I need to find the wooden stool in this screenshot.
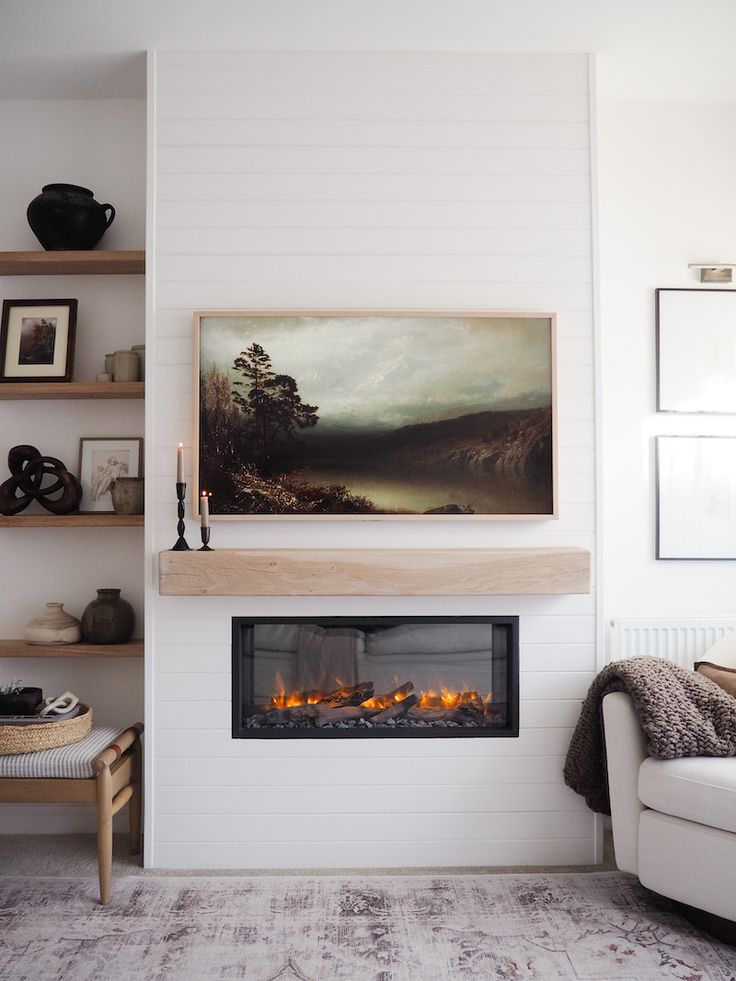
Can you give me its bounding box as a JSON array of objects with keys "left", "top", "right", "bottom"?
[{"left": 0, "top": 723, "right": 143, "bottom": 904}]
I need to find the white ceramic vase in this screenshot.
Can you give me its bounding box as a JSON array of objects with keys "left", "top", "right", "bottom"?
[{"left": 23, "top": 602, "right": 81, "bottom": 645}]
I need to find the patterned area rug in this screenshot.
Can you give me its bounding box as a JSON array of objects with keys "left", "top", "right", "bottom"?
[{"left": 1, "top": 872, "right": 735, "bottom": 981}]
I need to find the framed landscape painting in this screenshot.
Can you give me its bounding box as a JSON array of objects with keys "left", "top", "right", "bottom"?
[
  {"left": 0, "top": 298, "right": 77, "bottom": 383},
  {"left": 194, "top": 312, "right": 557, "bottom": 519}
]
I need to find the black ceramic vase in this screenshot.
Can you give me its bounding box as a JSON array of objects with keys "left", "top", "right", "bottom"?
[
  {"left": 81, "top": 588, "right": 134, "bottom": 644},
  {"left": 26, "top": 184, "right": 116, "bottom": 251}
]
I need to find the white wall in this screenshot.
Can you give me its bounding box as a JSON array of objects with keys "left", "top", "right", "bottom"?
[
  {"left": 148, "top": 50, "right": 597, "bottom": 868},
  {"left": 1, "top": 1, "right": 733, "bottom": 855},
  {"left": 599, "top": 103, "right": 736, "bottom": 622},
  {"left": 0, "top": 100, "right": 145, "bottom": 832}
]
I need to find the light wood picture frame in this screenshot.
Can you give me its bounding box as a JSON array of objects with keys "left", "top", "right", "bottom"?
[
  {"left": 193, "top": 311, "right": 557, "bottom": 520},
  {"left": 656, "top": 288, "right": 736, "bottom": 413},
  {"left": 78, "top": 437, "right": 143, "bottom": 514},
  {"left": 656, "top": 435, "right": 736, "bottom": 559}
]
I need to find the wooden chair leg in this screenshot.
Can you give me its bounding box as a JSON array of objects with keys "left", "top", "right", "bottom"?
[
  {"left": 129, "top": 735, "right": 142, "bottom": 856},
  {"left": 96, "top": 765, "right": 113, "bottom": 905}
]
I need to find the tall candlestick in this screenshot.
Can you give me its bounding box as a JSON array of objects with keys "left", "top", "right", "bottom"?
[
  {"left": 176, "top": 443, "right": 184, "bottom": 483},
  {"left": 200, "top": 491, "right": 210, "bottom": 528}
]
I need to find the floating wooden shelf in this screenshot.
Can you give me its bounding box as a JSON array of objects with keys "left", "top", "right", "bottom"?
[
  {"left": 0, "top": 514, "right": 144, "bottom": 528},
  {"left": 0, "top": 381, "right": 144, "bottom": 400},
  {"left": 0, "top": 639, "right": 143, "bottom": 658},
  {"left": 0, "top": 250, "right": 145, "bottom": 276},
  {"left": 159, "top": 547, "right": 591, "bottom": 597}
]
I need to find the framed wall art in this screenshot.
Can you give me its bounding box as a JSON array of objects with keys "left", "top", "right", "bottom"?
[
  {"left": 78, "top": 437, "right": 143, "bottom": 514},
  {"left": 194, "top": 312, "right": 557, "bottom": 519},
  {"left": 0, "top": 298, "right": 77, "bottom": 383},
  {"left": 656, "top": 435, "right": 736, "bottom": 559},
  {"left": 656, "top": 288, "right": 736, "bottom": 413}
]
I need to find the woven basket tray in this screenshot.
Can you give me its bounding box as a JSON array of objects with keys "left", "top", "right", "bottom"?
[{"left": 0, "top": 705, "right": 92, "bottom": 756}]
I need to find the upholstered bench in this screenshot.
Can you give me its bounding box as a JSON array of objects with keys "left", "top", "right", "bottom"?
[{"left": 0, "top": 723, "right": 143, "bottom": 904}]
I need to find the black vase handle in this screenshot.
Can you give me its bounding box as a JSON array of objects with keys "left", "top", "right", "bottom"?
[{"left": 102, "top": 203, "right": 116, "bottom": 227}]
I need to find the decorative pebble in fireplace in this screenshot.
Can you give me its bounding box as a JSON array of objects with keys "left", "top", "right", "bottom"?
[{"left": 232, "top": 617, "right": 519, "bottom": 738}]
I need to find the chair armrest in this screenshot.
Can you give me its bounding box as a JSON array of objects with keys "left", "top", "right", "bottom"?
[{"left": 602, "top": 692, "right": 648, "bottom": 875}]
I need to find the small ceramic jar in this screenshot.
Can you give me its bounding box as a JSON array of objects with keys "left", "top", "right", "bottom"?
[
  {"left": 113, "top": 349, "right": 139, "bottom": 382},
  {"left": 111, "top": 477, "right": 144, "bottom": 515},
  {"left": 131, "top": 344, "right": 145, "bottom": 382}
]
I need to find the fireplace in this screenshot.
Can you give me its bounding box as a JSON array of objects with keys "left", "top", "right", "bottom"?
[{"left": 232, "top": 616, "right": 519, "bottom": 738}]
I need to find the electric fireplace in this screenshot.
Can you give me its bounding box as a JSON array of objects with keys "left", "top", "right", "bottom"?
[{"left": 232, "top": 616, "right": 519, "bottom": 739}]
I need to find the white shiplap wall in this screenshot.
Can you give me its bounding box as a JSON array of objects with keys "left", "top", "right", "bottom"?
[{"left": 149, "top": 50, "right": 596, "bottom": 868}]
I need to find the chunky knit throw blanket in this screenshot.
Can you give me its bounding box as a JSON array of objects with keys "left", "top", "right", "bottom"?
[{"left": 563, "top": 656, "right": 736, "bottom": 814}]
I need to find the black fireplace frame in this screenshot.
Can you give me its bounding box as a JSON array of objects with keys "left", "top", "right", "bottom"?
[{"left": 232, "top": 615, "right": 519, "bottom": 739}]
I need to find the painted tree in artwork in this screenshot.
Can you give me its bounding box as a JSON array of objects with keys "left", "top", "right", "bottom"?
[
  {"left": 200, "top": 363, "right": 242, "bottom": 466},
  {"left": 231, "top": 343, "right": 319, "bottom": 470},
  {"left": 20, "top": 318, "right": 56, "bottom": 364}
]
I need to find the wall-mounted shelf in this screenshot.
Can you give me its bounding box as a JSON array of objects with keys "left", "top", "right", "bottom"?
[
  {"left": 0, "top": 639, "right": 143, "bottom": 658},
  {"left": 0, "top": 514, "right": 144, "bottom": 528},
  {"left": 0, "top": 381, "right": 144, "bottom": 400},
  {"left": 0, "top": 250, "right": 145, "bottom": 276},
  {"left": 159, "top": 547, "right": 591, "bottom": 596}
]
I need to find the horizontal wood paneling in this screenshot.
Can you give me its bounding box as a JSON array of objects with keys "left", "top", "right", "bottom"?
[
  {"left": 156, "top": 810, "right": 592, "bottom": 844},
  {"left": 156, "top": 226, "right": 591, "bottom": 257},
  {"left": 157, "top": 200, "right": 592, "bottom": 230},
  {"left": 156, "top": 782, "right": 582, "bottom": 816},
  {"left": 155, "top": 729, "right": 576, "bottom": 768},
  {"left": 151, "top": 50, "right": 595, "bottom": 869},
  {"left": 153, "top": 836, "right": 596, "bottom": 870}
]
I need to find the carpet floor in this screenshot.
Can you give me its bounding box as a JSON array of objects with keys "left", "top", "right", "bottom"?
[{"left": 1, "top": 871, "right": 735, "bottom": 981}]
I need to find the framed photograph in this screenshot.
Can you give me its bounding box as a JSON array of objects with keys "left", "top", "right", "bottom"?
[
  {"left": 656, "top": 288, "right": 736, "bottom": 413},
  {"left": 78, "top": 437, "right": 143, "bottom": 514},
  {"left": 194, "top": 312, "right": 557, "bottom": 519},
  {"left": 656, "top": 436, "right": 736, "bottom": 559},
  {"left": 0, "top": 298, "right": 77, "bottom": 383}
]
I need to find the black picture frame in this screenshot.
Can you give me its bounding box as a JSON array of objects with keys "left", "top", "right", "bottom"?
[{"left": 0, "top": 298, "right": 77, "bottom": 383}]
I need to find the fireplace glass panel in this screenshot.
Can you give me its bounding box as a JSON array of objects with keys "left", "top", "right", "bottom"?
[{"left": 232, "top": 617, "right": 518, "bottom": 738}]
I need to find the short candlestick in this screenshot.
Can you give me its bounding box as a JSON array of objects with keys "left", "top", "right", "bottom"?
[{"left": 199, "top": 527, "right": 213, "bottom": 551}]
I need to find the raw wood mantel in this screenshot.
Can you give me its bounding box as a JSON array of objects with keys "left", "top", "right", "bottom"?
[{"left": 158, "top": 548, "right": 590, "bottom": 597}]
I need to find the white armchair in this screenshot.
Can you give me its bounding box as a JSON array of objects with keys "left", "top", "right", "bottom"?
[{"left": 602, "top": 633, "right": 736, "bottom": 934}]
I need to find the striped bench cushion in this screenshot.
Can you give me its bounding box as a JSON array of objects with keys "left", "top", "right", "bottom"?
[{"left": 0, "top": 727, "right": 127, "bottom": 779}]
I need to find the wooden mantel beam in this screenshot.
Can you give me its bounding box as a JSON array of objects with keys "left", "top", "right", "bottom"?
[{"left": 158, "top": 548, "right": 590, "bottom": 597}]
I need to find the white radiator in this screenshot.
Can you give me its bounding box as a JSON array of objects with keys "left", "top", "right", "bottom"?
[{"left": 609, "top": 618, "right": 736, "bottom": 668}]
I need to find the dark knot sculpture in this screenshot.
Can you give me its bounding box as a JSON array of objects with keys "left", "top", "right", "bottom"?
[{"left": 0, "top": 445, "right": 83, "bottom": 516}]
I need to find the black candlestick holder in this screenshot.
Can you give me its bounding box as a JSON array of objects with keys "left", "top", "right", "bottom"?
[
  {"left": 171, "top": 481, "right": 190, "bottom": 551},
  {"left": 199, "top": 527, "right": 213, "bottom": 551}
]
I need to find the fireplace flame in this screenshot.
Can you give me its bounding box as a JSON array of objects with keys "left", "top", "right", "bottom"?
[
  {"left": 268, "top": 676, "right": 491, "bottom": 714},
  {"left": 361, "top": 690, "right": 409, "bottom": 710}
]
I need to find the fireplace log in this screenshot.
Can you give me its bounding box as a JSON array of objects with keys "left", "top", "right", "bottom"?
[
  {"left": 383, "top": 681, "right": 414, "bottom": 701},
  {"left": 458, "top": 691, "right": 483, "bottom": 712},
  {"left": 265, "top": 705, "right": 318, "bottom": 725},
  {"left": 405, "top": 705, "right": 481, "bottom": 724},
  {"left": 360, "top": 681, "right": 414, "bottom": 711},
  {"left": 314, "top": 705, "right": 368, "bottom": 727},
  {"left": 289, "top": 705, "right": 319, "bottom": 723},
  {"left": 321, "top": 682, "right": 374, "bottom": 707},
  {"left": 370, "top": 692, "right": 418, "bottom": 724},
  {"left": 265, "top": 708, "right": 292, "bottom": 725},
  {"left": 406, "top": 706, "right": 453, "bottom": 723}
]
